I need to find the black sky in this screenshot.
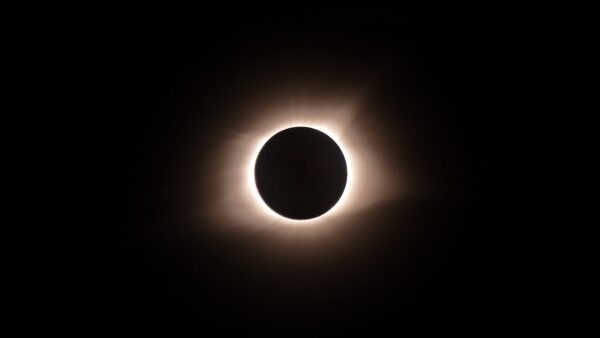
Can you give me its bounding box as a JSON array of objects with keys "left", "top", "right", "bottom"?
[{"left": 51, "top": 4, "right": 539, "bottom": 334}]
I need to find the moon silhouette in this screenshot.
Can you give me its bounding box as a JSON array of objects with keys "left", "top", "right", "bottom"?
[{"left": 254, "top": 127, "right": 348, "bottom": 220}]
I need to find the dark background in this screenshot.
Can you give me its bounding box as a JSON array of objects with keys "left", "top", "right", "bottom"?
[{"left": 51, "top": 4, "right": 539, "bottom": 334}]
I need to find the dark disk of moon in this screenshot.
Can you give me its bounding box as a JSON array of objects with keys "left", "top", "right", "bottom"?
[{"left": 254, "top": 127, "right": 347, "bottom": 220}]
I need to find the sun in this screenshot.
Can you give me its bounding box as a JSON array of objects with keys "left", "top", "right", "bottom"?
[{"left": 247, "top": 124, "right": 354, "bottom": 224}]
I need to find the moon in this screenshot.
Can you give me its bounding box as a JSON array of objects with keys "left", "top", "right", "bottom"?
[{"left": 254, "top": 127, "right": 348, "bottom": 220}]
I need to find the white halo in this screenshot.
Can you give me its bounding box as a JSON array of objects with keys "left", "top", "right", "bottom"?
[{"left": 204, "top": 99, "right": 400, "bottom": 232}]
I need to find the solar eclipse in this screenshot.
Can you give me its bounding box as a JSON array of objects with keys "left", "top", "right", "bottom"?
[
  {"left": 206, "top": 97, "right": 402, "bottom": 231},
  {"left": 254, "top": 127, "right": 348, "bottom": 220},
  {"left": 76, "top": 8, "right": 533, "bottom": 332}
]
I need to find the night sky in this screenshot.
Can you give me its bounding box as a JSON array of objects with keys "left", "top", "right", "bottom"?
[{"left": 56, "top": 4, "right": 538, "bottom": 334}]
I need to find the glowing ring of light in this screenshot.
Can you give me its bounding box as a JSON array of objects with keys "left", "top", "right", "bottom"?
[{"left": 249, "top": 125, "right": 352, "bottom": 223}]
